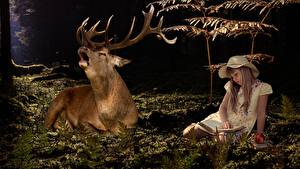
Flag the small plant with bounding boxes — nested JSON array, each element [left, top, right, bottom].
[[280, 94, 296, 118], [211, 141, 231, 169], [161, 141, 213, 169], [10, 129, 34, 169], [285, 144, 300, 169]]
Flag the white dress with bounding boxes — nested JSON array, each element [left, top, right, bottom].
[[200, 79, 273, 136]]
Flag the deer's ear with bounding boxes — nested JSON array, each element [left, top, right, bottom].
[[113, 56, 131, 67]]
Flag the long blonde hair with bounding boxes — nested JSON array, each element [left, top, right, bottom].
[[228, 67, 256, 113]]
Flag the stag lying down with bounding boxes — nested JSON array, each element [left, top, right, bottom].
[[44, 6, 176, 134]]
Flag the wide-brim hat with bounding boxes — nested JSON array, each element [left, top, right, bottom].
[[218, 55, 259, 78]]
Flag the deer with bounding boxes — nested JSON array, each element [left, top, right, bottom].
[[44, 5, 177, 134]]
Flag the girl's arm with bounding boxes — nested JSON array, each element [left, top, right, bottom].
[[256, 94, 270, 134], [219, 92, 230, 128]]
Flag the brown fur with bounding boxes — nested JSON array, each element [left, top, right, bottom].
[[44, 47, 139, 134]]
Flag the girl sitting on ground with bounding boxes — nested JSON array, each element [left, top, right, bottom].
[[183, 55, 272, 144]]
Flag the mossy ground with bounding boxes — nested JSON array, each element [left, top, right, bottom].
[[0, 74, 299, 169]]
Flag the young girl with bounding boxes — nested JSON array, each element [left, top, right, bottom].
[[183, 55, 272, 143]]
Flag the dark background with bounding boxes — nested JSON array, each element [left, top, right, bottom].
[[2, 0, 300, 95]]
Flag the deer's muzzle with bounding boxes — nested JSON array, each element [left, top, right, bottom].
[[78, 47, 89, 70]]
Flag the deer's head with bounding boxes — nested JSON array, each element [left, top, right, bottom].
[[75, 5, 177, 80]]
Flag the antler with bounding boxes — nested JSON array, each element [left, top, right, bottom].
[[76, 16, 113, 48], [76, 5, 177, 49]]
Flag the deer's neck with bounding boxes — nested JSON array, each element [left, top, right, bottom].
[[89, 70, 123, 101], [90, 76, 110, 100], [91, 70, 129, 116]]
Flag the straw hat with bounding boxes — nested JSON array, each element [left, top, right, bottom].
[[218, 55, 259, 78]]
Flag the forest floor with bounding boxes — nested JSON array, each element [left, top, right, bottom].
[[0, 73, 299, 169]]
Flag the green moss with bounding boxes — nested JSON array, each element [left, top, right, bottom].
[[0, 75, 299, 168], [285, 144, 300, 169]]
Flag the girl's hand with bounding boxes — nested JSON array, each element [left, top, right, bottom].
[[222, 121, 231, 129], [255, 133, 265, 144]]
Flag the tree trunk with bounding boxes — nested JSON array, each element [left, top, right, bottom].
[[0, 0, 15, 97]]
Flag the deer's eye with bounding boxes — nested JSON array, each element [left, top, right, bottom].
[[99, 52, 107, 56]]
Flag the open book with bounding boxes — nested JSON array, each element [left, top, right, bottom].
[[197, 122, 246, 136]]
